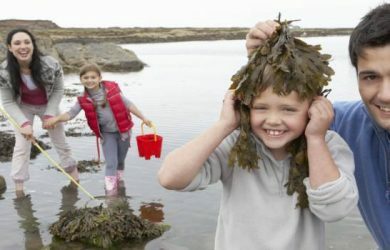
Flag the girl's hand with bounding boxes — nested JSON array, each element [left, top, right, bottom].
[[43, 117, 59, 129], [143, 119, 153, 127], [219, 90, 240, 132], [246, 20, 279, 56], [20, 124, 34, 141], [305, 96, 334, 139]]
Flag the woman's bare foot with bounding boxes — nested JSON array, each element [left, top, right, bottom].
[[69, 167, 79, 181], [15, 181, 24, 192]]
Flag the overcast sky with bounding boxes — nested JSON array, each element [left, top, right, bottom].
[[2, 0, 388, 28]]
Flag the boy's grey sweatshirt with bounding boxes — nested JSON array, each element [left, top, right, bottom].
[[182, 130, 358, 250]]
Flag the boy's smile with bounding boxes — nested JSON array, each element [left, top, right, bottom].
[[250, 87, 310, 160], [265, 129, 285, 137]]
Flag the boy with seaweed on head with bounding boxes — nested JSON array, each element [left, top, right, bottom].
[[158, 18, 358, 250], [246, 4, 390, 249]]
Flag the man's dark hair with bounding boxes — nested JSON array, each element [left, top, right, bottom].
[[5, 28, 45, 97], [349, 3, 390, 69]]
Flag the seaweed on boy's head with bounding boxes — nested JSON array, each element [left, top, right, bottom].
[[228, 18, 334, 208]]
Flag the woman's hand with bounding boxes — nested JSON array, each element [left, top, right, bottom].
[[246, 20, 279, 56], [20, 124, 34, 141], [219, 90, 240, 132], [43, 117, 59, 129], [305, 96, 334, 139]]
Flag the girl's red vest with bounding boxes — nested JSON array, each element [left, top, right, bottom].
[[77, 81, 134, 138]]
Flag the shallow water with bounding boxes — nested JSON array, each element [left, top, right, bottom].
[[0, 38, 377, 249]]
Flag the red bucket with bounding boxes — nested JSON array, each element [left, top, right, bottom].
[[136, 122, 163, 160]]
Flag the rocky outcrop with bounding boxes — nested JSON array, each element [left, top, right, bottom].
[[0, 19, 59, 29], [54, 42, 144, 72], [0, 35, 145, 73], [0, 20, 146, 73], [0, 19, 353, 73]]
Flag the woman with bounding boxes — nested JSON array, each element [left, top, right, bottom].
[[0, 28, 78, 194]]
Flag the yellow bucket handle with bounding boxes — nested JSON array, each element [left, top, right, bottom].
[[141, 122, 157, 141]]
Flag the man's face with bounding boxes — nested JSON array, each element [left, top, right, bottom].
[[357, 44, 390, 131]]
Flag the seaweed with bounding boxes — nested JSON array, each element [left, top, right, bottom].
[[228, 15, 334, 208], [50, 200, 169, 248]]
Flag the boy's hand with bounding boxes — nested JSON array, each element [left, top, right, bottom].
[[219, 90, 240, 132], [305, 96, 334, 139], [246, 20, 279, 56]]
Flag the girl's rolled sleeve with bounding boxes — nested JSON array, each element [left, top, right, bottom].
[[44, 60, 64, 116]]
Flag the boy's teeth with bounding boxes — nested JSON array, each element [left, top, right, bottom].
[[267, 130, 283, 136]]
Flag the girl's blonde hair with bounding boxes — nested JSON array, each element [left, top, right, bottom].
[[79, 63, 102, 78]]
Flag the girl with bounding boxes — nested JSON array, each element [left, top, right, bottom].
[[158, 21, 358, 249], [47, 63, 151, 195], [0, 29, 78, 194]]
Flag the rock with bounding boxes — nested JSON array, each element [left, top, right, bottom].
[[49, 201, 169, 248], [54, 42, 144, 73], [0, 19, 59, 29], [0, 19, 353, 73], [0, 131, 51, 162], [0, 29, 145, 73], [0, 175, 6, 194]]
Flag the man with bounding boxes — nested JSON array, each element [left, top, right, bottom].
[[245, 4, 390, 249]]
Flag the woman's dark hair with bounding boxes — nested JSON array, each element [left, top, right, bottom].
[[6, 28, 45, 97]]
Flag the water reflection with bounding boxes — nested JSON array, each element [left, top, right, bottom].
[[59, 183, 79, 213], [13, 193, 44, 250], [0, 175, 6, 200], [140, 202, 164, 223]]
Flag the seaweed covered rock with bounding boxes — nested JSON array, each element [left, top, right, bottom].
[[76, 160, 101, 173], [50, 201, 169, 248], [0, 175, 6, 194], [0, 131, 51, 162], [48, 159, 101, 173]]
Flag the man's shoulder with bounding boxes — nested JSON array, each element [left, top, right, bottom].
[[333, 100, 362, 110], [333, 100, 365, 117], [331, 100, 372, 135]]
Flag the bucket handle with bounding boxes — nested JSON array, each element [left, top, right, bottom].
[[141, 122, 157, 141]]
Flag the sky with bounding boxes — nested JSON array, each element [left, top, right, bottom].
[[2, 0, 388, 28]]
